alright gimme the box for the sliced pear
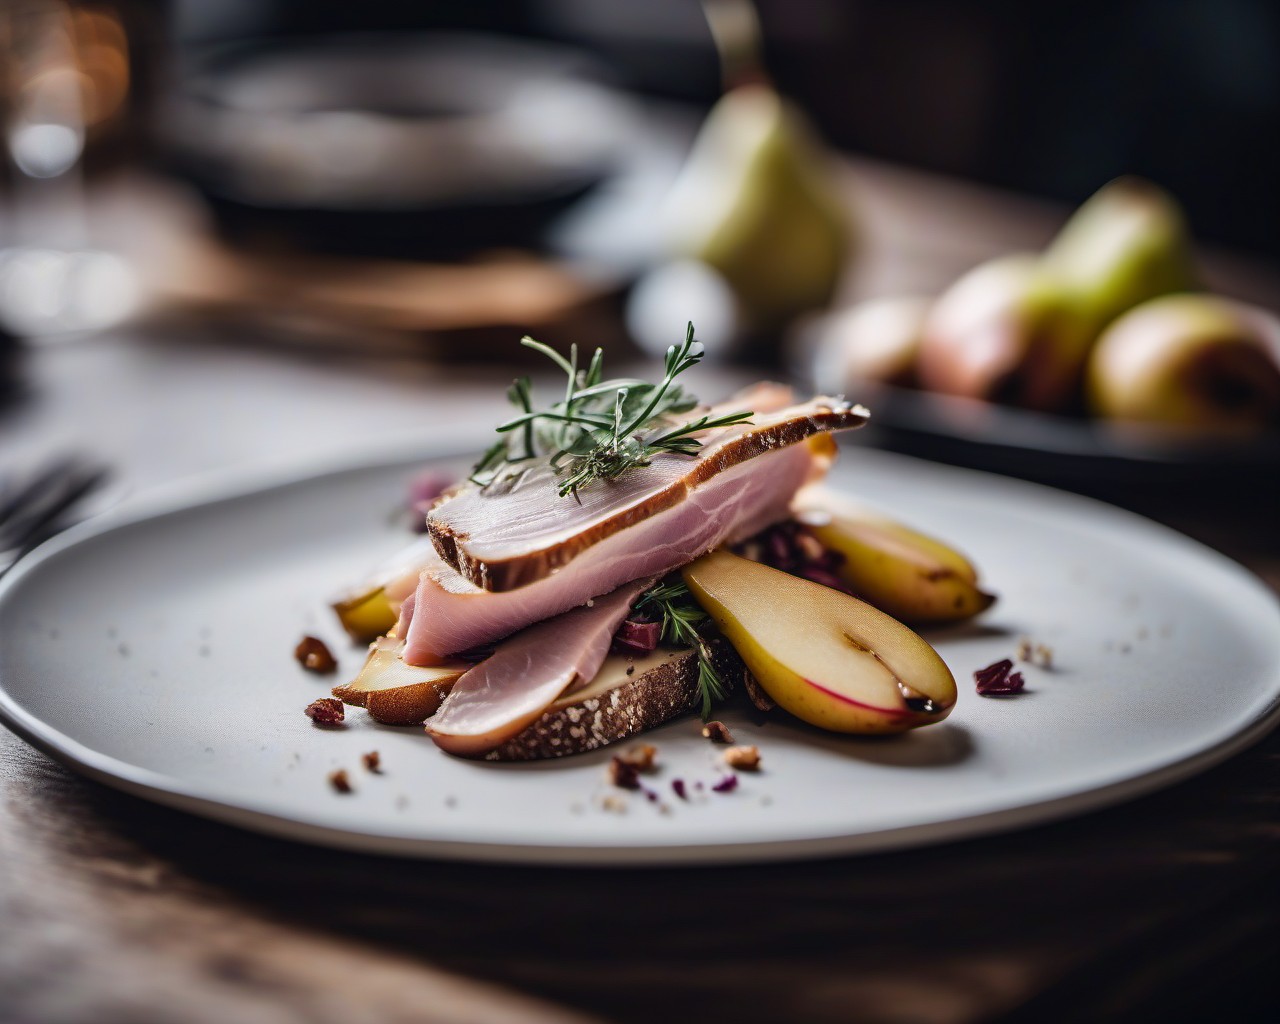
[683,551,957,734]
[330,536,440,643]
[794,489,995,624]
[331,587,398,644]
[332,638,468,726]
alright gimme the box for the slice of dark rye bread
[335,640,750,759]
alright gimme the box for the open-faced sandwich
[329,325,996,760]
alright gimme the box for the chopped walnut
[305,697,345,725]
[328,768,352,793]
[1016,637,1054,669]
[702,720,734,743]
[361,751,382,773]
[295,635,337,674]
[615,744,658,772]
[723,745,761,771]
[608,756,641,790]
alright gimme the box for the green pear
[663,84,850,327]
[918,178,1200,412]
[917,254,1091,411]
[810,295,931,389]
[1087,294,1280,433]
[1043,176,1200,335]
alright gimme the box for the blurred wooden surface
[2,160,1279,1024]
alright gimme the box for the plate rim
[2,444,1279,866]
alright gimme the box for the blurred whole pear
[810,295,930,389]
[1087,294,1280,433]
[662,84,850,328]
[917,254,1090,411]
[918,177,1199,413]
[1043,176,1200,334]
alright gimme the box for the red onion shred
[974,658,1025,696]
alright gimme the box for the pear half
[684,551,957,734]
[795,489,995,624]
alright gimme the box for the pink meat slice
[402,435,830,665]
[429,392,866,591]
[425,578,650,756]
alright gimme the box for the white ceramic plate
[2,448,1278,865]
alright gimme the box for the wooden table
[2,162,1279,1024]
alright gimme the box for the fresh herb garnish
[471,323,753,498]
[634,578,729,719]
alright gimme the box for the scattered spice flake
[608,757,642,790]
[361,751,382,773]
[1017,638,1054,669]
[615,743,658,772]
[328,768,352,793]
[723,745,761,771]
[295,636,337,674]
[711,774,739,793]
[702,720,734,743]
[305,697,345,725]
[672,778,688,801]
[974,658,1025,696]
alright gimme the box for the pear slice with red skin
[333,638,469,726]
[794,489,995,624]
[683,550,957,734]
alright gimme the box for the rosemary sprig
[634,578,728,719]
[470,323,752,497]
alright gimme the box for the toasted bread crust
[485,651,701,761]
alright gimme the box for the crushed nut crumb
[723,745,761,771]
[615,744,657,772]
[295,635,337,674]
[328,768,352,793]
[361,750,381,773]
[1016,638,1054,669]
[305,697,345,725]
[702,720,734,743]
[601,795,627,813]
[608,756,642,790]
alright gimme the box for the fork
[0,456,111,578]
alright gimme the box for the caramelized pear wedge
[331,536,440,643]
[683,551,957,734]
[331,587,398,645]
[794,489,995,624]
[332,638,469,726]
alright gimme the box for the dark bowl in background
[161,33,638,259]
